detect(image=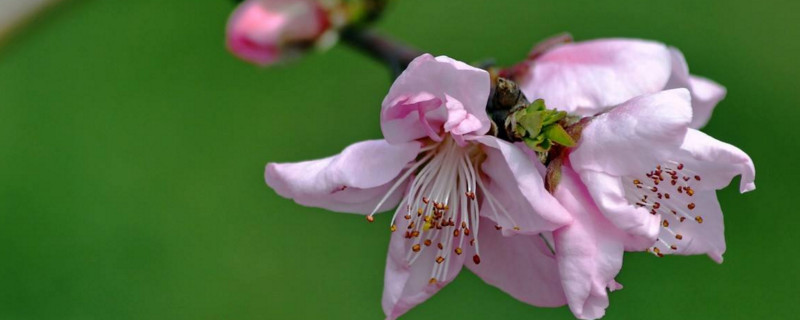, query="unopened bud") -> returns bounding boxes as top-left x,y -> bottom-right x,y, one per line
226,0 -> 332,66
